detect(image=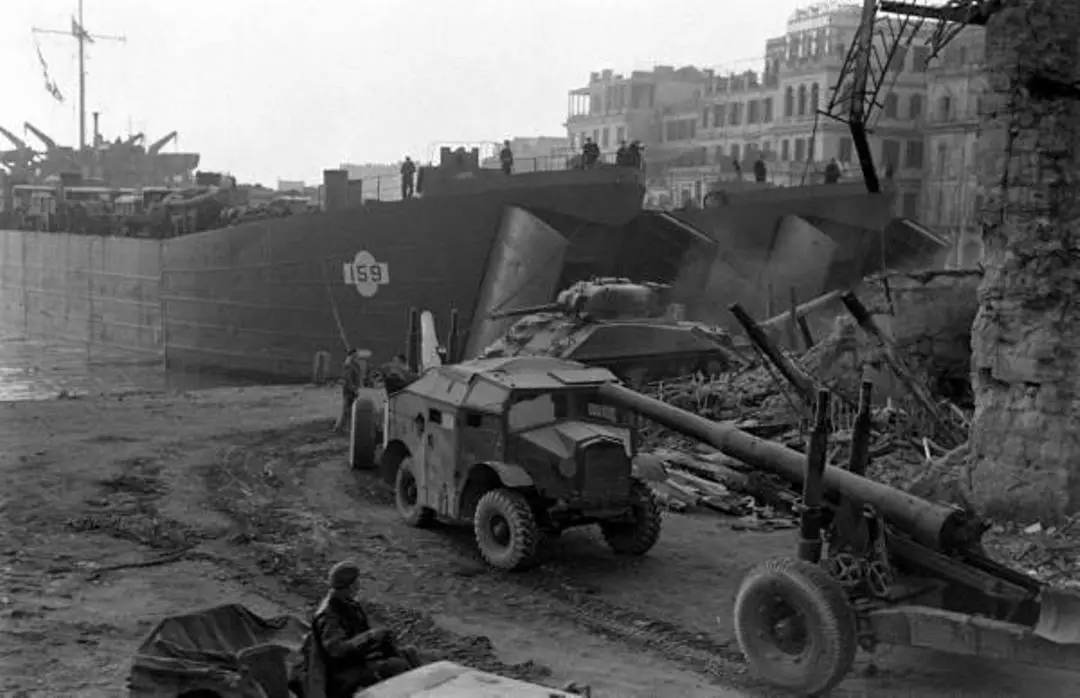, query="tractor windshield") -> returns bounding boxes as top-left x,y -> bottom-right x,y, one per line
507,390 -> 623,432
